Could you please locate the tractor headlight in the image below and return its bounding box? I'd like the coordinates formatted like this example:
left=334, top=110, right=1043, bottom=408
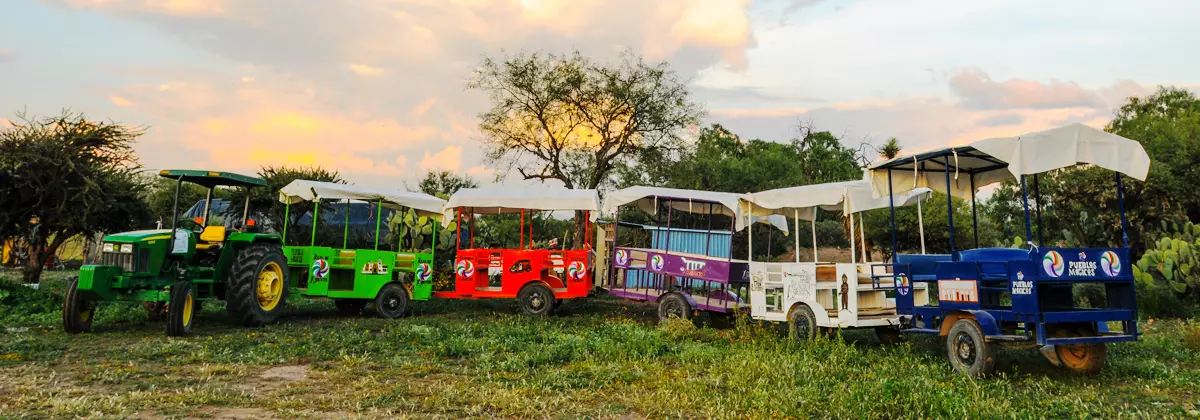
left=120, top=244, right=134, bottom=254
left=103, top=243, right=115, bottom=252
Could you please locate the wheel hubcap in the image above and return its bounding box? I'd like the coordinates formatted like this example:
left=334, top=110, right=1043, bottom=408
left=955, top=333, right=977, bottom=365
left=182, top=294, right=194, bottom=326
left=665, top=300, right=683, bottom=318
left=530, top=292, right=545, bottom=310
left=257, top=262, right=284, bottom=310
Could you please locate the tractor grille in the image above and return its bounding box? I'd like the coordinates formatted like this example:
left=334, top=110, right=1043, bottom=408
left=138, top=248, right=151, bottom=272
left=101, top=252, right=135, bottom=272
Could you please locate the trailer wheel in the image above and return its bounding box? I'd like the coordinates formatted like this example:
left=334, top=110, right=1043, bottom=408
left=518, top=283, right=556, bottom=316
left=375, top=284, right=410, bottom=319
left=946, top=318, right=996, bottom=377
left=166, top=281, right=196, bottom=337
left=334, top=299, right=367, bottom=316
left=657, top=293, right=691, bottom=323
left=788, top=304, right=817, bottom=341
left=226, top=242, right=289, bottom=326
left=875, top=326, right=903, bottom=345
left=63, top=277, right=95, bottom=334
left=1052, top=326, right=1107, bottom=375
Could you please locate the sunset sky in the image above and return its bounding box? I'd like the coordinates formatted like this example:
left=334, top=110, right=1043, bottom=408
left=2, top=0, right=1198, bottom=188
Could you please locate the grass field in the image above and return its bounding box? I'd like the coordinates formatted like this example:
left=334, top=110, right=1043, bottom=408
left=1, top=270, right=1199, bottom=419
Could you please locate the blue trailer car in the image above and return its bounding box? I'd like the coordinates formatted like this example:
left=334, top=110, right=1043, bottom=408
left=868, top=123, right=1151, bottom=377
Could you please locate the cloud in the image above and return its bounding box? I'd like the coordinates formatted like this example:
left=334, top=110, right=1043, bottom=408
left=347, top=63, right=384, bottom=77
left=64, top=0, right=227, bottom=16
left=949, top=68, right=1106, bottom=110
left=0, top=49, right=12, bottom=63
left=420, top=145, right=463, bottom=173
left=108, top=95, right=133, bottom=107
left=977, top=112, right=1024, bottom=127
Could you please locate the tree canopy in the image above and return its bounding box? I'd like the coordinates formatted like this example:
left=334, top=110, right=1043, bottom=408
left=0, top=111, right=150, bottom=282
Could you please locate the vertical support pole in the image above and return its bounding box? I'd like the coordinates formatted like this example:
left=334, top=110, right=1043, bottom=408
left=1020, top=176, right=1034, bottom=247
left=850, top=211, right=857, bottom=264
left=944, top=158, right=956, bottom=257
left=887, top=169, right=897, bottom=262
left=310, top=200, right=319, bottom=247
left=1116, top=173, right=1130, bottom=248
left=343, top=199, right=350, bottom=249
left=970, top=174, right=979, bottom=248
left=747, top=202, right=753, bottom=262
left=704, top=203, right=713, bottom=257
left=728, top=210, right=736, bottom=263
left=201, top=188, right=213, bottom=225
left=794, top=209, right=800, bottom=263
left=431, top=217, right=438, bottom=260
left=282, top=202, right=291, bottom=244
left=455, top=208, right=463, bottom=251
left=242, top=193, right=251, bottom=227
left=374, top=199, right=382, bottom=250
left=859, top=214, right=868, bottom=261
left=664, top=199, right=674, bottom=253
left=916, top=195, right=926, bottom=254
left=811, top=208, right=818, bottom=263
left=520, top=209, right=525, bottom=250
left=1034, top=174, right=1044, bottom=247
left=610, top=207, right=622, bottom=289
left=469, top=210, right=475, bottom=249
left=168, top=176, right=183, bottom=255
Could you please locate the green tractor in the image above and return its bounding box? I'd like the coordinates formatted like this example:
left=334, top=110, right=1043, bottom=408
left=63, top=170, right=288, bottom=336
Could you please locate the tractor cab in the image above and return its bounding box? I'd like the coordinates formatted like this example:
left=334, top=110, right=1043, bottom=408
left=159, top=170, right=267, bottom=259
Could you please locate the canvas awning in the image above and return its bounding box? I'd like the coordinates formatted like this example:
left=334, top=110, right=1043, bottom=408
left=441, top=187, right=601, bottom=226
left=743, top=180, right=931, bottom=217
left=867, top=123, right=1151, bottom=200
left=278, top=180, right=446, bottom=217
left=603, top=186, right=749, bottom=231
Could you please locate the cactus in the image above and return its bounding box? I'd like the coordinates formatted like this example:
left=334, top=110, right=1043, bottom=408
left=386, top=208, right=457, bottom=253
left=1135, top=226, right=1200, bottom=298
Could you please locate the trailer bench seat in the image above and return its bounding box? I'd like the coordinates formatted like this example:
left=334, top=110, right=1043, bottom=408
left=895, top=254, right=951, bottom=281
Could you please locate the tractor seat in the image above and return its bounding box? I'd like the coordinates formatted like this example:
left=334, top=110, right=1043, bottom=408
left=195, top=226, right=226, bottom=251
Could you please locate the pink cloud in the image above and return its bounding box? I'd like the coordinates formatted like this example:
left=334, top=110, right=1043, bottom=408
left=949, top=68, right=1106, bottom=110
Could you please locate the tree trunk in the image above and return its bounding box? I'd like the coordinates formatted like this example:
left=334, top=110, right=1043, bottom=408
left=21, top=231, right=67, bottom=284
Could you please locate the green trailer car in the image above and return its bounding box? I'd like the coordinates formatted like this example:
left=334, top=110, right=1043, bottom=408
left=64, top=170, right=289, bottom=336
left=276, top=180, right=447, bottom=317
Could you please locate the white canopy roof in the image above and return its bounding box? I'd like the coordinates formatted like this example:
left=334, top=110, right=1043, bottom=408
left=442, top=187, right=601, bottom=226
left=278, top=180, right=446, bottom=217
left=744, top=180, right=932, bottom=218
left=603, top=186, right=749, bottom=231
left=867, top=123, right=1151, bottom=200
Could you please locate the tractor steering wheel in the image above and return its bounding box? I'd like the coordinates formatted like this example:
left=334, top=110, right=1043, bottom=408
left=177, top=218, right=205, bottom=233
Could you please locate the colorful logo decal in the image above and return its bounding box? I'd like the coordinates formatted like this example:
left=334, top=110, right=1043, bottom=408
left=416, top=263, right=432, bottom=282
left=310, top=259, right=330, bottom=280
left=680, top=257, right=707, bottom=277
left=614, top=249, right=629, bottom=266
left=650, top=254, right=665, bottom=271
left=896, top=275, right=910, bottom=296
left=456, top=260, right=475, bottom=278
left=362, top=259, right=389, bottom=275
left=567, top=261, right=587, bottom=280
left=1100, top=250, right=1121, bottom=277
left=1016, top=271, right=1024, bottom=281
left=1042, top=250, right=1065, bottom=278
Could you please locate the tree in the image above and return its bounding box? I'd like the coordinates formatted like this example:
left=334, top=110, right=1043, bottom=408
left=468, top=49, right=703, bottom=239
left=1105, top=86, right=1200, bottom=223
left=0, top=111, right=150, bottom=283
left=413, top=170, right=478, bottom=200
left=879, top=137, right=902, bottom=160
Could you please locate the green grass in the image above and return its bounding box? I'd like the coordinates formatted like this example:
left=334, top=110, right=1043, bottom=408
left=1, top=271, right=1198, bottom=418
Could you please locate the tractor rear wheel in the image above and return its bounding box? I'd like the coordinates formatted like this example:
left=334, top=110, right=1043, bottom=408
left=518, top=283, right=556, bottom=316
left=946, top=318, right=996, bottom=377
left=226, top=242, right=289, bottom=326
left=166, top=281, right=196, bottom=337
left=334, top=299, right=367, bottom=316
left=63, top=277, right=95, bottom=334
left=375, top=284, right=410, bottom=319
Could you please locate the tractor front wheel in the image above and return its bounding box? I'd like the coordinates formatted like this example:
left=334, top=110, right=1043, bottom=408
left=375, top=284, right=410, bottom=319
left=166, top=281, right=196, bottom=337
left=63, top=277, right=96, bottom=334
left=226, top=243, right=289, bottom=326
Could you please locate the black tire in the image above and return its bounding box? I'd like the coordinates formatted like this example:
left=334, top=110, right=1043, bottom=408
left=375, top=284, right=410, bottom=319
left=63, top=277, right=95, bottom=334
left=946, top=318, right=996, bottom=378
left=226, top=242, right=289, bottom=326
left=875, top=326, right=903, bottom=345
left=1052, top=325, right=1108, bottom=375
left=518, top=282, right=556, bottom=316
left=334, top=299, right=367, bottom=316
left=166, top=281, right=196, bottom=337
left=657, top=293, right=692, bottom=323
left=788, top=304, right=818, bottom=342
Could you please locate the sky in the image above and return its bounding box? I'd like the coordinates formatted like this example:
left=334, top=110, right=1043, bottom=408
left=1, top=0, right=1198, bottom=189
